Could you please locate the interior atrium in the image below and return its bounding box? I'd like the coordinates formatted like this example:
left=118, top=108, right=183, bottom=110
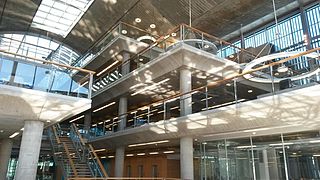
left=0, top=0, right=320, bottom=179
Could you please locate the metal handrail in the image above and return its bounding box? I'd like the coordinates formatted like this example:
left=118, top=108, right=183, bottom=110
left=88, top=144, right=109, bottom=177
left=88, top=48, right=320, bottom=137
left=0, top=49, right=95, bottom=74
left=74, top=21, right=160, bottom=66
left=63, top=142, right=78, bottom=177
left=48, top=128, right=68, bottom=178
left=70, top=124, right=107, bottom=177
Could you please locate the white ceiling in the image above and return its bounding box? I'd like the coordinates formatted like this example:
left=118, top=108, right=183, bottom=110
left=0, top=84, right=91, bottom=139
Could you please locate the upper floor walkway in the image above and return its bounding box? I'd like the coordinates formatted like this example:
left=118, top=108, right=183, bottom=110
left=0, top=49, right=94, bottom=139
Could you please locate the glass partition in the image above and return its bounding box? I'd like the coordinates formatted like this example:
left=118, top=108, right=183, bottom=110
left=197, top=131, right=320, bottom=180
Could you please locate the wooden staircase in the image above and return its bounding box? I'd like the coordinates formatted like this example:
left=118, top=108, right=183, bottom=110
left=48, top=124, right=108, bottom=179
left=59, top=136, right=92, bottom=178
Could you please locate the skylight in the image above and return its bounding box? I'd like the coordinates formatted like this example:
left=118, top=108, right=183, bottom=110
left=0, top=33, right=79, bottom=65
left=31, top=0, right=95, bottom=37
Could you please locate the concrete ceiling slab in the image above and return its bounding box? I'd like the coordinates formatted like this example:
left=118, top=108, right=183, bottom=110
left=89, top=84, right=320, bottom=149
left=0, top=84, right=91, bottom=139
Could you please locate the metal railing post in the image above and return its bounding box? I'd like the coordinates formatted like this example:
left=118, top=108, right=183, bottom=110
left=205, top=86, right=208, bottom=110
left=88, top=73, right=93, bottom=98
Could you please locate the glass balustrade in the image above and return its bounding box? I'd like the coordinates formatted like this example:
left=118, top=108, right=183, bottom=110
left=72, top=22, right=158, bottom=68
left=0, top=52, right=94, bottom=98
left=82, top=47, right=320, bottom=139
left=91, top=24, right=257, bottom=95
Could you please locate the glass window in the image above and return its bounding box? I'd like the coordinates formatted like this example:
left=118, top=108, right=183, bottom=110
left=14, top=62, right=36, bottom=87
left=306, top=4, right=320, bottom=48
left=50, top=71, right=72, bottom=95
left=33, top=67, right=52, bottom=91
left=0, top=59, right=14, bottom=82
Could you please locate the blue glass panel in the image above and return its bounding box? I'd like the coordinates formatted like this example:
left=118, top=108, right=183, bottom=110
left=0, top=59, right=14, bottom=82
left=33, top=67, right=52, bottom=91
left=50, top=71, right=72, bottom=95
left=14, top=62, right=36, bottom=88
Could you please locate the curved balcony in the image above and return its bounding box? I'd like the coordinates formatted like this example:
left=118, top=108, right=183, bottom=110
left=82, top=47, right=320, bottom=147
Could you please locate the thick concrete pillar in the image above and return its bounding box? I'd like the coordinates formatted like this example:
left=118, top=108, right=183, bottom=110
left=121, top=53, right=130, bottom=75
left=115, top=146, right=125, bottom=177
left=179, top=68, right=194, bottom=179
left=180, top=137, right=194, bottom=180
left=0, top=139, right=13, bottom=180
left=180, top=68, right=192, bottom=116
left=15, top=120, right=44, bottom=180
left=118, top=97, right=127, bottom=131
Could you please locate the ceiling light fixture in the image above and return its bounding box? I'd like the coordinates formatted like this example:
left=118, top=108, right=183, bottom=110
left=121, top=30, right=127, bottom=34
left=93, top=102, right=116, bottom=113
left=126, top=154, right=134, bottom=157
left=269, top=142, right=293, bottom=146
left=150, top=24, right=156, bottom=28
left=309, top=140, right=320, bottom=143
left=149, top=152, right=159, bottom=155
left=128, top=140, right=169, bottom=147
left=236, top=145, right=256, bottom=149
left=163, top=151, right=174, bottom=154
left=135, top=18, right=141, bottom=23
left=9, top=132, right=19, bottom=138
left=69, top=115, right=84, bottom=123
left=248, top=90, right=253, bottom=93
left=94, top=148, right=106, bottom=152
left=171, top=33, right=177, bottom=37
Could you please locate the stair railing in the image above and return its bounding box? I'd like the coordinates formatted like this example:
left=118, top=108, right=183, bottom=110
left=62, top=142, right=78, bottom=177
left=48, top=126, right=72, bottom=178
left=50, top=125, right=79, bottom=178
left=70, top=123, right=108, bottom=177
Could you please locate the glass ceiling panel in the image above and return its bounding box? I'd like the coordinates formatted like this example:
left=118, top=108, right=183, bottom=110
left=31, top=0, right=95, bottom=37
left=0, top=33, right=79, bottom=65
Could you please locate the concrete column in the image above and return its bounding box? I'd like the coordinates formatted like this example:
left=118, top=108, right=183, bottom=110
left=180, top=137, right=194, bottom=180
left=84, top=110, right=92, bottom=134
left=118, top=97, right=127, bottom=131
left=179, top=68, right=194, bottom=179
left=268, top=148, right=280, bottom=180
left=259, top=149, right=270, bottom=180
left=115, top=146, right=125, bottom=177
left=15, top=120, right=44, bottom=180
left=180, top=68, right=192, bottom=116
left=121, top=53, right=130, bottom=75
left=0, top=139, right=13, bottom=180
